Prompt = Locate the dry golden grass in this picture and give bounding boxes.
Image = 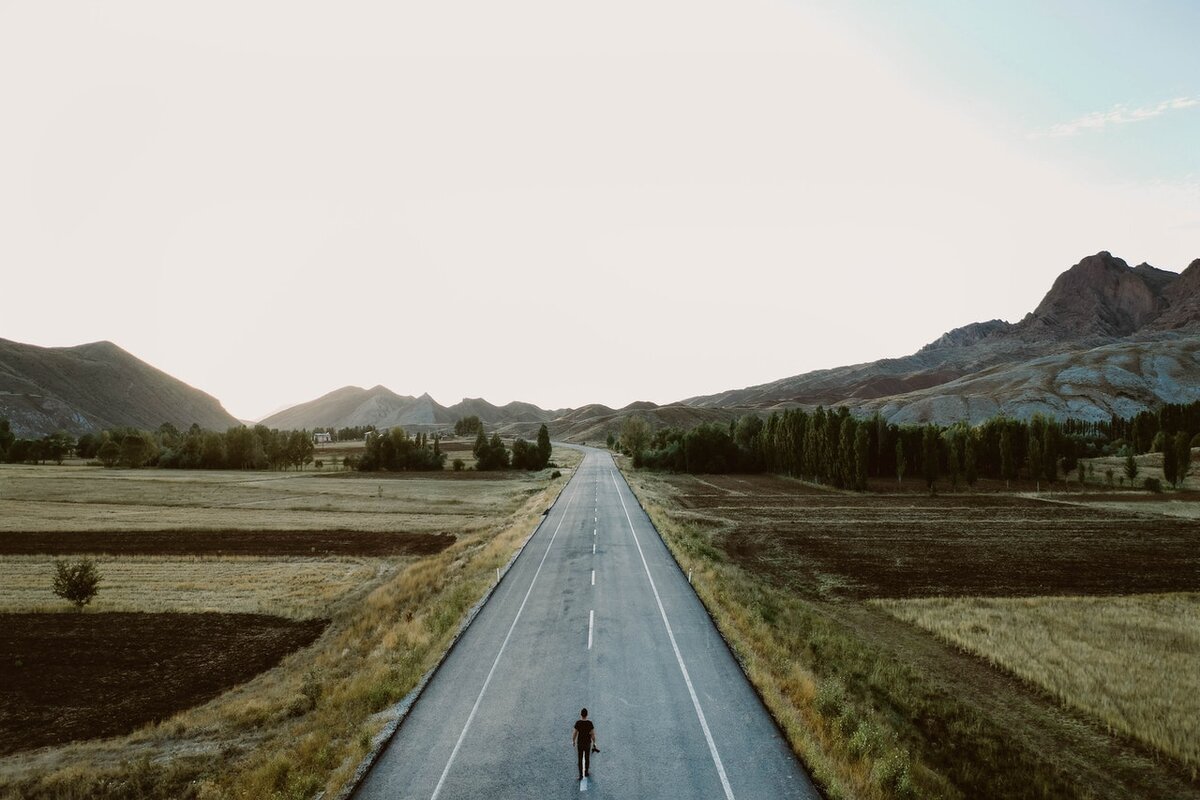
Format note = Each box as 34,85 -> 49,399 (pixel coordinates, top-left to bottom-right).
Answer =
0,447 -> 579,800
0,556 -> 386,618
879,593 -> 1200,768
0,463 -> 549,532
1080,448 -> 1200,491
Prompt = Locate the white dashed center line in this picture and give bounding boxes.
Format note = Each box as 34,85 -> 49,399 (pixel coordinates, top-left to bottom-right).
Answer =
587,609 -> 594,649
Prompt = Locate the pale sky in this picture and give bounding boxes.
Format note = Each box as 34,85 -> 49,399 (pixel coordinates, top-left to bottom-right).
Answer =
2,1 -> 1198,420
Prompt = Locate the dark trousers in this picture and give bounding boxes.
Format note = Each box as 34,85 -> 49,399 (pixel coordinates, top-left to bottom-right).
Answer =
577,744 -> 591,777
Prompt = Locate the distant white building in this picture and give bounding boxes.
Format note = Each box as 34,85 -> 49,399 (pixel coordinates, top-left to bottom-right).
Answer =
313,431 -> 332,444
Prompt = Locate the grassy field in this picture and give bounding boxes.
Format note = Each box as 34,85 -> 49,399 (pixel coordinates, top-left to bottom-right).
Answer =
620,467 -> 1200,800
880,593 -> 1200,769
0,462 -> 530,532
0,446 -> 580,799
0,556 -> 386,617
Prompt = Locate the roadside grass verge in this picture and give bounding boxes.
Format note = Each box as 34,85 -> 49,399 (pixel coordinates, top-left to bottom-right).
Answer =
619,466 -> 1200,800
879,593 -> 1200,770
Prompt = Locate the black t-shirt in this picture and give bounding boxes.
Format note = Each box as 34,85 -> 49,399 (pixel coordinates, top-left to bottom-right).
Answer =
574,719 -> 594,748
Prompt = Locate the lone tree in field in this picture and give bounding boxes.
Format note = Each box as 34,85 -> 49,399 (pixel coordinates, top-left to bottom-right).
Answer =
620,415 -> 651,458
536,424 -> 552,467
1162,436 -> 1178,487
53,558 -> 101,610
1123,450 -> 1139,483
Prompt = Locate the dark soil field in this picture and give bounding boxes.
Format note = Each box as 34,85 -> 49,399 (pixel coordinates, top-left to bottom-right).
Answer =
0,612 -> 327,755
629,468 -> 1200,800
668,474 -> 1200,598
0,530 -> 454,557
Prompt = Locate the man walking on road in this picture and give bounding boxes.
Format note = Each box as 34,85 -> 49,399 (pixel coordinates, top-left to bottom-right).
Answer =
572,708 -> 598,780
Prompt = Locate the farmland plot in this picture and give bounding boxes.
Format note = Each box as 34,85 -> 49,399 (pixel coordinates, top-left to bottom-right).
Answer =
0,448 -> 577,800
622,468 -> 1200,800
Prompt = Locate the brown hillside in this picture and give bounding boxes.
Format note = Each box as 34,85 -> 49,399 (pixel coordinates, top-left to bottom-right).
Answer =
0,339 -> 238,437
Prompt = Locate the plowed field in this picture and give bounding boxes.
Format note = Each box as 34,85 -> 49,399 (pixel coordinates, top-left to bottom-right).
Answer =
668,474 -> 1200,598
0,612 -> 327,755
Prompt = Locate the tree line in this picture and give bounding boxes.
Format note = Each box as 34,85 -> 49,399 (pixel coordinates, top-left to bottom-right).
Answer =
0,422 -> 322,470
471,424 -> 552,471
0,417 -> 557,474
359,428 -> 445,471
621,400 -> 1200,490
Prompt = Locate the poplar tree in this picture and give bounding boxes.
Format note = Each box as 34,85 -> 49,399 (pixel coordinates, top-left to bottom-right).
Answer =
853,426 -> 869,491
1176,431 -> 1192,487
536,424 -> 552,467
895,440 -> 906,486
1124,451 -> 1139,483
922,424 -> 939,491
1027,433 -> 1042,483
999,427 -> 1014,487
964,431 -> 978,486
1162,435 -> 1178,487
948,432 -> 962,489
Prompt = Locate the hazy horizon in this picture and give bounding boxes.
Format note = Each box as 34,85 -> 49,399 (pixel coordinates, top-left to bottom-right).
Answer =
3,2 -> 1198,420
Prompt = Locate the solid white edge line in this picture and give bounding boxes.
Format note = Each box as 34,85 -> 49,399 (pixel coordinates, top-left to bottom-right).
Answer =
609,468 -> 737,800
588,609 -> 594,649
428,469 -> 582,800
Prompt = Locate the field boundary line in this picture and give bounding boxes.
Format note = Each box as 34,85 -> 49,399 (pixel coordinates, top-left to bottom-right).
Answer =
334,462 -> 578,800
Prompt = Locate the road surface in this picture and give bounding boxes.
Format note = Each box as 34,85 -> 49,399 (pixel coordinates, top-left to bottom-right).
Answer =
354,447 -> 820,799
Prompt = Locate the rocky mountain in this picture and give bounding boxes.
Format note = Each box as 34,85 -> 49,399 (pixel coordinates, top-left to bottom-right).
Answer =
1016,253 -> 1177,340
857,337 -> 1200,425
683,251 -> 1200,424
259,385 -> 565,433
0,338 -> 239,437
1145,259 -> 1200,332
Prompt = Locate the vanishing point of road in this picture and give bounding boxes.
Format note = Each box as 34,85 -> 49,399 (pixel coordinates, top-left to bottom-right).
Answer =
354,446 -> 821,799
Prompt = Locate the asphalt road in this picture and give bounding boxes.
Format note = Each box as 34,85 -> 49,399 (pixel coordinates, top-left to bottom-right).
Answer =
353,447 -> 820,799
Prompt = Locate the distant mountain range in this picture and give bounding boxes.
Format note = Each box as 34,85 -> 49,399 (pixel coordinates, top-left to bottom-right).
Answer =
0,338 -> 238,437
683,252 -> 1200,424
4,251 -> 1199,439
258,386 -> 566,433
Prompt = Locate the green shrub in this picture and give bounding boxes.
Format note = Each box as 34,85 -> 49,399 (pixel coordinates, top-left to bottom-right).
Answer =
52,558 -> 101,610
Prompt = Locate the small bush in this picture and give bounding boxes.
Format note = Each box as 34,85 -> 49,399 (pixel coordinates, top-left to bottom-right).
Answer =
815,676 -> 847,718
53,558 -> 101,610
849,718 -> 884,759
452,458 -> 465,472
551,470 -> 562,479
1143,477 -> 1163,493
